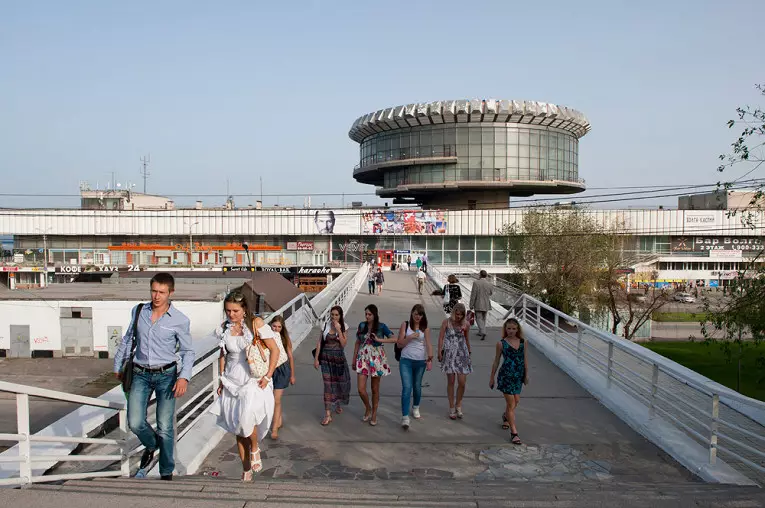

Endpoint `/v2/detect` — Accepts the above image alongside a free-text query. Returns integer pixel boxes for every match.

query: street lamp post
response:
[185,221,200,267]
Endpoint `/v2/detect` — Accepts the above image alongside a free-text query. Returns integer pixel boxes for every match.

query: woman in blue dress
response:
[489,318,529,445]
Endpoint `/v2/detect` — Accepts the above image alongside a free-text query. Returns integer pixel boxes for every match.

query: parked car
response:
[673,292,696,303]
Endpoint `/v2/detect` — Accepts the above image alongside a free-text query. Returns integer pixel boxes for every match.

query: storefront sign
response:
[1,266,19,272]
[614,268,635,275]
[684,211,718,230]
[338,240,370,252]
[55,265,141,273]
[295,266,331,275]
[286,241,314,251]
[711,271,739,280]
[708,250,743,260]
[222,266,256,272]
[672,236,763,252]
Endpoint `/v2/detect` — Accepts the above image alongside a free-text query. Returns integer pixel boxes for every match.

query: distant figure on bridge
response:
[211,291,280,481]
[422,257,428,273]
[469,270,494,341]
[353,304,397,426]
[114,272,194,481]
[375,267,385,295]
[437,303,472,420]
[270,316,296,440]
[416,268,426,294]
[443,274,462,315]
[490,318,529,445]
[313,305,351,426]
[367,265,376,294]
[407,254,412,271]
[396,304,433,429]
[416,256,423,271]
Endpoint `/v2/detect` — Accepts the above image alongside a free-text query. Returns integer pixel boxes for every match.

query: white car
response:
[673,292,696,303]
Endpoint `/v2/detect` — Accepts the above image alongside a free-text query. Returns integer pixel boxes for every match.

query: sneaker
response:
[401,416,410,429]
[412,406,421,419]
[161,475,173,481]
[134,449,155,478]
[449,408,457,420]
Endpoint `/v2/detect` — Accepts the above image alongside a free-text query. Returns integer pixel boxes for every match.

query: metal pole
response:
[119,408,130,477]
[17,393,31,485]
[709,393,719,464]
[189,227,193,268]
[607,342,614,388]
[554,313,559,347]
[649,363,659,418]
[576,328,583,364]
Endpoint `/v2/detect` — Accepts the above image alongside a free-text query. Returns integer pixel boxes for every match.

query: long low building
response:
[0,207,763,289]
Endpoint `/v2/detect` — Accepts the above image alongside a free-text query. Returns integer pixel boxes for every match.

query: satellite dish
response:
[117,183,122,188]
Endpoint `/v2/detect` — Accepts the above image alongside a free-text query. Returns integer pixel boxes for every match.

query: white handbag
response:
[246,337,270,379]
[443,284,450,304]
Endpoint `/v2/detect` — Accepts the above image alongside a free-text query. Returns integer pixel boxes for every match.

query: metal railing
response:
[0,266,369,486]
[0,381,129,487]
[514,293,765,486]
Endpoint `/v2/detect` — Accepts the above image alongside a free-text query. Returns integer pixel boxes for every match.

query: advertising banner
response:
[361,209,447,235]
[683,211,718,231]
[671,236,763,252]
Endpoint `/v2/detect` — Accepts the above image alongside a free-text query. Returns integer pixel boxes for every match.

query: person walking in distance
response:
[114,273,195,480]
[490,318,529,445]
[437,303,472,420]
[270,315,296,440]
[367,265,376,295]
[416,256,423,272]
[407,254,412,271]
[416,268,426,295]
[469,270,494,341]
[375,267,385,295]
[397,304,433,429]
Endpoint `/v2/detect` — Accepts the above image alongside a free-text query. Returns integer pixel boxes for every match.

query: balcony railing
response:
[354,145,457,171]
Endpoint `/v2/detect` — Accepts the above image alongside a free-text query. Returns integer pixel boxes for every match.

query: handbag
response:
[467,310,476,326]
[121,303,145,393]
[246,332,270,379]
[442,285,450,304]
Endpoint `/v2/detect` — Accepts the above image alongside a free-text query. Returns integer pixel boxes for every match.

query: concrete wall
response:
[0,300,223,355]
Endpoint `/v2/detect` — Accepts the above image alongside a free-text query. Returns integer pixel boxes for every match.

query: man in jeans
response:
[469,270,494,340]
[114,273,194,480]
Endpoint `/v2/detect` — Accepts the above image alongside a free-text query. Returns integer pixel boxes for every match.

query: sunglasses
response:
[226,292,246,303]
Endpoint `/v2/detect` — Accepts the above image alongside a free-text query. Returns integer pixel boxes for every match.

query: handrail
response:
[0,381,125,410]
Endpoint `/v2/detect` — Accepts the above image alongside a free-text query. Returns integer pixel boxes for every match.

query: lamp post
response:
[34,227,53,268]
[185,221,200,267]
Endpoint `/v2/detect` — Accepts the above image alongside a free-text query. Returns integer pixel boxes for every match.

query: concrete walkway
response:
[200,271,697,483]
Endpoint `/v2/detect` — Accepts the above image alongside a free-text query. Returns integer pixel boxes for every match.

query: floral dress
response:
[497,339,525,395]
[355,323,393,377]
[441,321,472,375]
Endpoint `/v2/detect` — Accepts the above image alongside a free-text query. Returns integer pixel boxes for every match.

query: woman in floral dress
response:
[437,302,472,420]
[490,318,529,445]
[313,306,351,426]
[352,304,396,426]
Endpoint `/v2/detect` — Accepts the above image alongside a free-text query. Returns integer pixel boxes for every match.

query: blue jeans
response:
[368,280,376,294]
[127,365,177,476]
[399,358,426,416]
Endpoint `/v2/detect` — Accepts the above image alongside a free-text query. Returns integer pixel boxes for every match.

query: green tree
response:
[701,83,765,392]
[500,207,617,315]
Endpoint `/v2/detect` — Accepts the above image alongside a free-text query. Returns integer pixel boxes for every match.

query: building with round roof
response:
[349,99,591,209]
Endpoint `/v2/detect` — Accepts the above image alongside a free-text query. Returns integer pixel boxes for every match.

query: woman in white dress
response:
[211,291,279,481]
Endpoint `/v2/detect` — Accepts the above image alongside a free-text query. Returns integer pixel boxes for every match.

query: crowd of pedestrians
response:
[115,267,527,482]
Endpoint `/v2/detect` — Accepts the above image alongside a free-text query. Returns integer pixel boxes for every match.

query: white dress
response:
[209,324,274,441]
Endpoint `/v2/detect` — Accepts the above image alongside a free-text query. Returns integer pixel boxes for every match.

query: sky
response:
[1,0,763,210]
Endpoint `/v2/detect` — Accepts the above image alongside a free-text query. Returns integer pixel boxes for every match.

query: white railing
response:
[427,264,509,325]
[514,293,765,486]
[317,262,369,326]
[0,268,368,485]
[0,381,129,487]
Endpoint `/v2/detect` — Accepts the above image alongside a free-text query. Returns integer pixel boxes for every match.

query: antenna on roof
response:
[140,155,151,193]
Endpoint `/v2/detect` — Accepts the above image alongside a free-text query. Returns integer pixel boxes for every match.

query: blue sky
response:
[1,0,762,209]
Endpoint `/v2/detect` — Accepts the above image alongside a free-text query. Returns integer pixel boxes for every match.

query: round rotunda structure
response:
[349,99,590,209]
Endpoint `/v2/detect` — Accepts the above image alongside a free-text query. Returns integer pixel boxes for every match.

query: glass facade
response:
[360,124,580,187]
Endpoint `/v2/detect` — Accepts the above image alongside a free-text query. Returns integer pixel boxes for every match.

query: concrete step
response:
[13,476,765,507]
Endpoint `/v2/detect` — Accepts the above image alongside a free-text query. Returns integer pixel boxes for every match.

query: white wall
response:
[0,300,223,353]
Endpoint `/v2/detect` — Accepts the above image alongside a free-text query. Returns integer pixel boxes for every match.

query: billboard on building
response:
[672,236,763,252]
[361,209,446,235]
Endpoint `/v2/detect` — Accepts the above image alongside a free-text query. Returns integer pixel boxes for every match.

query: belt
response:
[134,362,177,373]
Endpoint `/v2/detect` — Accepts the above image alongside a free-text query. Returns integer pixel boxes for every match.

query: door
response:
[107,326,123,358]
[377,250,393,268]
[61,318,94,357]
[9,325,31,358]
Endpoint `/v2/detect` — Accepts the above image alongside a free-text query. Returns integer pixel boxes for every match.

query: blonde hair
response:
[502,318,524,340]
[450,302,467,327]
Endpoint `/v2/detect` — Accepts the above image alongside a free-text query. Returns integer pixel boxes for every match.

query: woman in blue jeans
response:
[396,304,433,429]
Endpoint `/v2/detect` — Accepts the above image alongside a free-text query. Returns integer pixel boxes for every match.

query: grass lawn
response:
[642,341,765,402]
[652,312,705,323]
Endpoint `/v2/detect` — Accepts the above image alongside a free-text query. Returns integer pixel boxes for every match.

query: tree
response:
[500,206,617,315]
[701,84,765,392]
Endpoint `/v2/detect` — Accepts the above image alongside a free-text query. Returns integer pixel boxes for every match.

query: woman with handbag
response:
[210,291,281,481]
[313,305,351,426]
[443,274,462,316]
[352,304,396,426]
[396,304,433,430]
[269,315,295,440]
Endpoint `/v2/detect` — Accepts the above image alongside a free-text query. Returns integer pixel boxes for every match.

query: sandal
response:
[502,413,510,430]
[321,414,332,426]
[449,408,457,420]
[336,405,344,415]
[511,433,522,445]
[362,411,372,422]
[456,407,464,419]
[369,419,377,426]
[250,449,263,473]
[241,470,253,482]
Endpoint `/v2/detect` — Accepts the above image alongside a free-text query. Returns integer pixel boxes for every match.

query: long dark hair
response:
[409,304,427,330]
[223,290,255,336]
[270,315,291,351]
[363,304,380,335]
[329,305,345,334]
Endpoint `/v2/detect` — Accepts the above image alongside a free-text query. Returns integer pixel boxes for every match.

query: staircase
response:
[12,476,765,507]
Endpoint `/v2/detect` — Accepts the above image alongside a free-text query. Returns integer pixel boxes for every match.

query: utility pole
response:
[140,155,151,193]
[259,177,263,204]
[186,221,199,268]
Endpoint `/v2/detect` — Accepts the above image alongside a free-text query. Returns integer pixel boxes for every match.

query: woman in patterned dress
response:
[313,306,351,426]
[490,318,529,445]
[437,302,472,420]
[352,304,396,426]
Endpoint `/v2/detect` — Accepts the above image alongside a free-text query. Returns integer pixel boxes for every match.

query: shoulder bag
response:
[246,329,271,379]
[121,303,145,393]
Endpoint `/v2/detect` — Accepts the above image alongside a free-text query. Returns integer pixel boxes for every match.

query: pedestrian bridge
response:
[1,265,764,503]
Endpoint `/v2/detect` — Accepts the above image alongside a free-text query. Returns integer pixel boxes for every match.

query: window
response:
[476,251,492,264]
[476,237,492,250]
[443,251,459,263]
[460,251,475,264]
